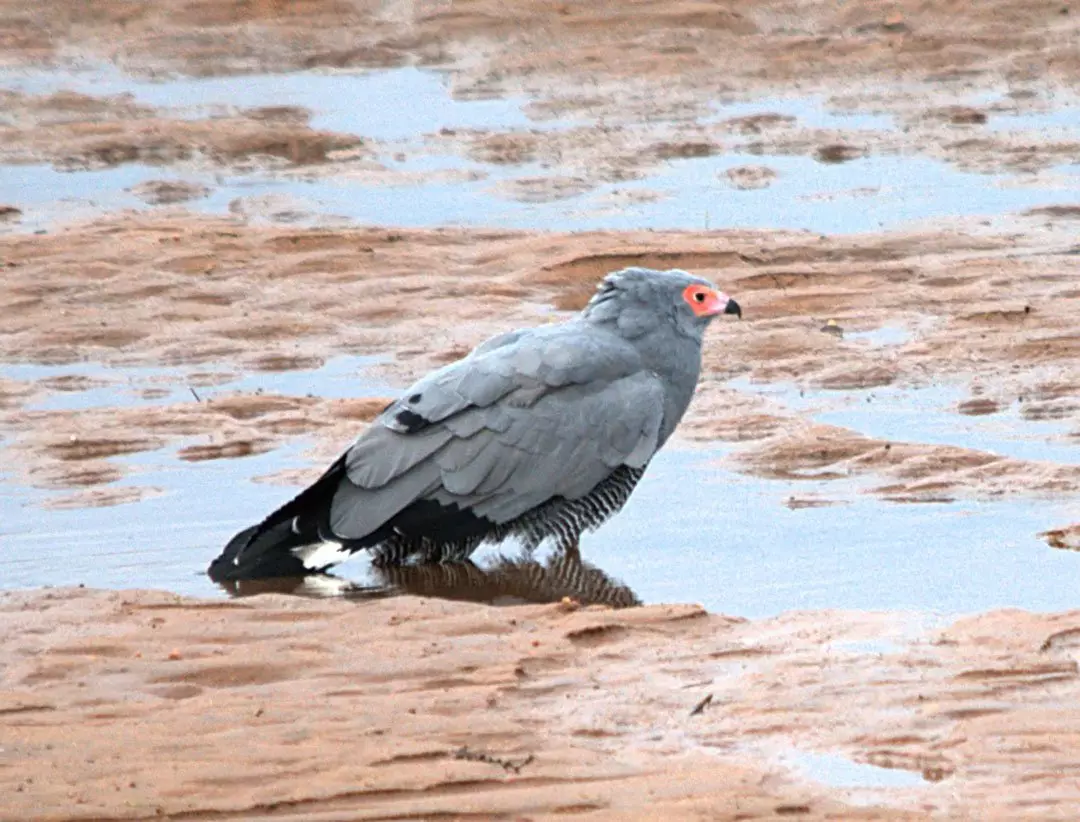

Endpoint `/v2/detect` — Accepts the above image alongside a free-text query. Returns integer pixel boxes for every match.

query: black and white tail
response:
[207,455,350,581]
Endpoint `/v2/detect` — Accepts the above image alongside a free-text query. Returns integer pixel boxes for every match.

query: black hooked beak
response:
[724,297,742,319]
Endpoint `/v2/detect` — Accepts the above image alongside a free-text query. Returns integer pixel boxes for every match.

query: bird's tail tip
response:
[207,521,310,582]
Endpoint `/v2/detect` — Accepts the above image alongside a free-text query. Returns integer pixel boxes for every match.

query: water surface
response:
[3,65,1080,235]
[2,362,1078,618]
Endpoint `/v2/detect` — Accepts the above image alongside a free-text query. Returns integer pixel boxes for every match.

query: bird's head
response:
[582,267,741,340]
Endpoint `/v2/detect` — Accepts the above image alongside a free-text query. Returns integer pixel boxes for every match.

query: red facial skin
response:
[681,284,732,318]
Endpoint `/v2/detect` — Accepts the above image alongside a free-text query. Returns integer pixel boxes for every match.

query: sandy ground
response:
[7,586,1080,821]
[3,1,1080,819]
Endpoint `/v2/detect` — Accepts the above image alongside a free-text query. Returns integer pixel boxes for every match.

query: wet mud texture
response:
[1,1,1080,198]
[7,587,1080,819]
[2,4,1080,818]
[3,0,1079,94]
[2,215,1078,507]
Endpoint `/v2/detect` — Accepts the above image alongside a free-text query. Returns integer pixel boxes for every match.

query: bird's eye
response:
[693,291,706,303]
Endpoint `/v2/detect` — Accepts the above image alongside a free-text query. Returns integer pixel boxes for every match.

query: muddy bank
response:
[5,586,1080,820]
[3,0,1079,99]
[0,88,367,170]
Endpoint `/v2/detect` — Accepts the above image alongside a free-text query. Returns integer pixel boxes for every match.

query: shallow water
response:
[3,65,1080,235]
[783,750,928,799]
[732,377,1080,466]
[0,64,546,140]
[3,356,389,412]
[842,326,914,347]
[6,150,1080,236]
[0,443,310,597]
[708,96,895,131]
[3,362,1079,617]
[986,105,1080,133]
[4,439,1078,617]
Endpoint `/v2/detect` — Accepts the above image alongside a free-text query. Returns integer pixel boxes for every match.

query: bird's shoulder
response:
[473,318,640,366]
[377,320,645,434]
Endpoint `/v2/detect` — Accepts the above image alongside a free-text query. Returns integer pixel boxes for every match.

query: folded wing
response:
[328,323,666,544]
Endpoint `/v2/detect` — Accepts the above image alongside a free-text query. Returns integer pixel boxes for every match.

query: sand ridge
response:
[7,586,1080,820]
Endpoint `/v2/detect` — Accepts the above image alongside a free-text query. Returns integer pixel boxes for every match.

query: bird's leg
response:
[561,535,582,565]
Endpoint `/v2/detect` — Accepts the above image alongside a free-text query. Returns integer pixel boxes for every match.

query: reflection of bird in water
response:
[214,574,395,600]
[209,267,740,582]
[375,552,641,609]
[216,550,640,609]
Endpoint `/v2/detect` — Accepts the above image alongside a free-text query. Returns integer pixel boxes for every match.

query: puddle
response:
[598,153,1080,235]
[827,639,905,655]
[588,449,1079,616]
[0,163,158,230]
[731,378,1080,466]
[7,151,1080,237]
[0,355,389,412]
[709,96,895,131]
[3,412,1080,616]
[986,106,1080,133]
[0,442,311,596]
[0,65,546,141]
[842,326,914,347]
[784,750,927,790]
[3,65,1080,235]
[2,360,1079,614]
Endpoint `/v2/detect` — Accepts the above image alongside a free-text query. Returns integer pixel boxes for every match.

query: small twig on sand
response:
[189,386,202,402]
[689,693,713,716]
[454,746,535,774]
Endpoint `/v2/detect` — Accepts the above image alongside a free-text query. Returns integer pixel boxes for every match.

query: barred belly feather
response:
[368,465,645,566]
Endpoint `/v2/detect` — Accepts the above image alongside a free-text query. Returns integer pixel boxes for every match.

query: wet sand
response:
[7,586,1080,820]
[2,214,1078,505]
[3,0,1080,819]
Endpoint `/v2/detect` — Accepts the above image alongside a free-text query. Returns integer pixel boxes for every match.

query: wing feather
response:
[329,322,667,542]
[344,426,452,488]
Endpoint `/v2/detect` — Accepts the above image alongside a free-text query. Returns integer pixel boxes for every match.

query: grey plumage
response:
[208,266,740,581]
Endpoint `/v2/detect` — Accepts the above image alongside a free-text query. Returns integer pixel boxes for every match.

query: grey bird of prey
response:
[208,267,740,581]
